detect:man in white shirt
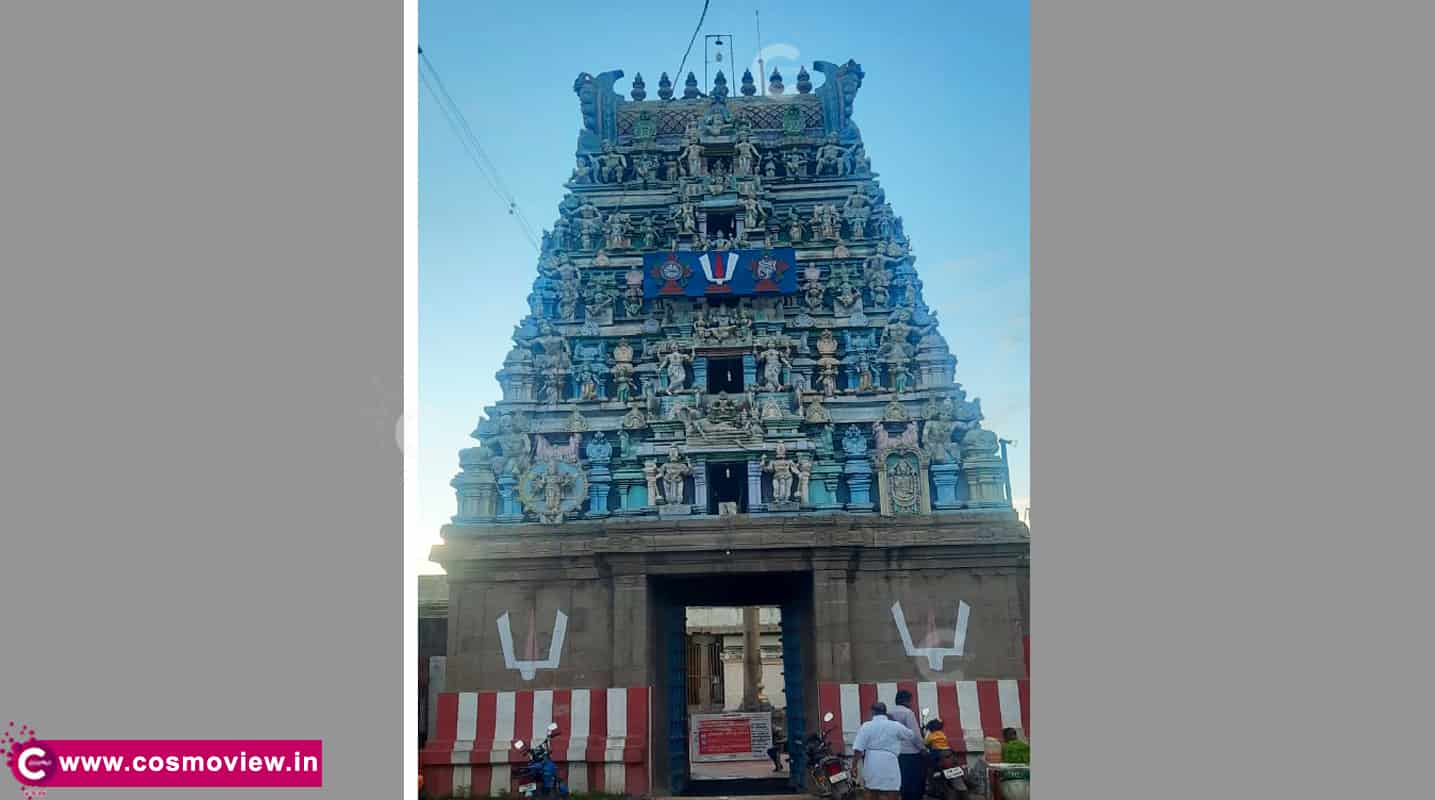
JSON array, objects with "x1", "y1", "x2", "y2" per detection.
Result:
[
  {"x1": 852, "y1": 702, "x2": 924, "y2": 800},
  {"x1": 888, "y1": 690, "x2": 925, "y2": 800}
]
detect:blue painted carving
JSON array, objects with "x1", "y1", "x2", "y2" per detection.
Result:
[
  {"x1": 841, "y1": 425, "x2": 868, "y2": 457},
  {"x1": 812, "y1": 59, "x2": 865, "y2": 143},
  {"x1": 930, "y1": 462, "x2": 961, "y2": 509},
  {"x1": 585, "y1": 432, "x2": 612, "y2": 516},
  {"x1": 573, "y1": 340, "x2": 608, "y2": 401},
  {"x1": 842, "y1": 425, "x2": 873, "y2": 511},
  {"x1": 451, "y1": 445, "x2": 496, "y2": 523},
  {"x1": 518, "y1": 459, "x2": 588, "y2": 523},
  {"x1": 811, "y1": 459, "x2": 844, "y2": 510},
  {"x1": 813, "y1": 424, "x2": 834, "y2": 458},
  {"x1": 573, "y1": 69, "x2": 624, "y2": 154},
  {"x1": 747, "y1": 459, "x2": 764, "y2": 513},
  {"x1": 496, "y1": 473, "x2": 523, "y2": 521},
  {"x1": 586, "y1": 431, "x2": 613, "y2": 462}
]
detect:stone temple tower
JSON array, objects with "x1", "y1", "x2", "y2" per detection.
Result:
[{"x1": 425, "y1": 61, "x2": 1030, "y2": 799}]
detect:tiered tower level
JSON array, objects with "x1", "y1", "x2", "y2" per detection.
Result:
[{"x1": 451, "y1": 60, "x2": 1014, "y2": 525}]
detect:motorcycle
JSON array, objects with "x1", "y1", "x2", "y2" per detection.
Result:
[
  {"x1": 512, "y1": 722, "x2": 569, "y2": 800},
  {"x1": 804, "y1": 711, "x2": 856, "y2": 800},
  {"x1": 919, "y1": 707, "x2": 973, "y2": 800}
]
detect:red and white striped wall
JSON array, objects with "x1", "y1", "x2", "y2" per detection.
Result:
[
  {"x1": 421, "y1": 687, "x2": 649, "y2": 798},
  {"x1": 819, "y1": 680, "x2": 1030, "y2": 757}
]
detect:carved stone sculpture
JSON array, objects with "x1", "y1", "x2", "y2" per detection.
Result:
[
  {"x1": 805, "y1": 396, "x2": 833, "y2": 424},
  {"x1": 733, "y1": 132, "x2": 761, "y2": 177},
  {"x1": 604, "y1": 211, "x2": 630, "y2": 250},
  {"x1": 756, "y1": 341, "x2": 790, "y2": 391},
  {"x1": 680, "y1": 130, "x2": 704, "y2": 178},
  {"x1": 788, "y1": 207, "x2": 806, "y2": 243},
  {"x1": 574, "y1": 201, "x2": 602, "y2": 251},
  {"x1": 610, "y1": 338, "x2": 636, "y2": 402},
  {"x1": 795, "y1": 457, "x2": 813, "y2": 505},
  {"x1": 659, "y1": 444, "x2": 691, "y2": 504},
  {"x1": 842, "y1": 189, "x2": 871, "y2": 239},
  {"x1": 620, "y1": 403, "x2": 648, "y2": 430},
  {"x1": 492, "y1": 413, "x2": 533, "y2": 478},
  {"x1": 864, "y1": 250, "x2": 903, "y2": 308},
  {"x1": 833, "y1": 281, "x2": 863, "y2": 317},
  {"x1": 922, "y1": 412, "x2": 958, "y2": 465},
  {"x1": 816, "y1": 329, "x2": 841, "y2": 397},
  {"x1": 742, "y1": 194, "x2": 767, "y2": 229},
  {"x1": 815, "y1": 133, "x2": 847, "y2": 176},
  {"x1": 534, "y1": 464, "x2": 575, "y2": 522},
  {"x1": 672, "y1": 200, "x2": 698, "y2": 236},
  {"x1": 643, "y1": 459, "x2": 660, "y2": 506},
  {"x1": 763, "y1": 443, "x2": 798, "y2": 502},
  {"x1": 658, "y1": 346, "x2": 693, "y2": 394}
]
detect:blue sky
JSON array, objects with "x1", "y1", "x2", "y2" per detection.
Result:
[{"x1": 418, "y1": 0, "x2": 1029, "y2": 572}]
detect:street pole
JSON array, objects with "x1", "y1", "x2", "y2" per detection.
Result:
[{"x1": 998, "y1": 438, "x2": 1015, "y2": 506}]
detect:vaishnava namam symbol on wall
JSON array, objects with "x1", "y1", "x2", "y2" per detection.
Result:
[
  {"x1": 891, "y1": 600, "x2": 970, "y2": 671},
  {"x1": 497, "y1": 609, "x2": 569, "y2": 680}
]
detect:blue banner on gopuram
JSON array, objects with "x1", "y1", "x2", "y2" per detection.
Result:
[{"x1": 642, "y1": 248, "x2": 799, "y2": 298}]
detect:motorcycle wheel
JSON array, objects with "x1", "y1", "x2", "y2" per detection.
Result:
[{"x1": 809, "y1": 768, "x2": 833, "y2": 798}]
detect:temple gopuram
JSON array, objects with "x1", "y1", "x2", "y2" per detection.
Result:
[{"x1": 424, "y1": 61, "x2": 1031, "y2": 799}]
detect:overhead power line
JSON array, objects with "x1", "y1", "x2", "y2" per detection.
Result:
[
  {"x1": 419, "y1": 46, "x2": 541, "y2": 253},
  {"x1": 674, "y1": 0, "x2": 712, "y2": 88}
]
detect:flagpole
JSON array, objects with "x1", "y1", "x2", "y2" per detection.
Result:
[{"x1": 756, "y1": 10, "x2": 766, "y2": 94}]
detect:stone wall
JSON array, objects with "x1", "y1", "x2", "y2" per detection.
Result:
[
  {"x1": 444, "y1": 575, "x2": 616, "y2": 691},
  {"x1": 433, "y1": 511, "x2": 1027, "y2": 795},
  {"x1": 435, "y1": 510, "x2": 1028, "y2": 691},
  {"x1": 844, "y1": 566, "x2": 1027, "y2": 681}
]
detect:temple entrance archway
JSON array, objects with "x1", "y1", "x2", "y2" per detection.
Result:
[{"x1": 653, "y1": 572, "x2": 815, "y2": 796}]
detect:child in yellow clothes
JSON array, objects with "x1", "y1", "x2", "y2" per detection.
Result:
[{"x1": 923, "y1": 719, "x2": 951, "y2": 751}]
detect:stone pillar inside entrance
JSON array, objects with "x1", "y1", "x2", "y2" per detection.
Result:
[{"x1": 740, "y1": 606, "x2": 762, "y2": 708}]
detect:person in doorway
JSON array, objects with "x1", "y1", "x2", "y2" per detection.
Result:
[
  {"x1": 852, "y1": 702, "x2": 923, "y2": 800},
  {"x1": 889, "y1": 690, "x2": 925, "y2": 800},
  {"x1": 767, "y1": 705, "x2": 788, "y2": 771},
  {"x1": 1000, "y1": 727, "x2": 1029, "y2": 764}
]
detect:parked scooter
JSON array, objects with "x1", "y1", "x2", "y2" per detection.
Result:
[
  {"x1": 512, "y1": 722, "x2": 569, "y2": 800},
  {"x1": 804, "y1": 711, "x2": 856, "y2": 800},
  {"x1": 919, "y1": 707, "x2": 973, "y2": 800}
]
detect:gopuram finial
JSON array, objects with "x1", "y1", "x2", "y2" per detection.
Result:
[
  {"x1": 630, "y1": 72, "x2": 646, "y2": 101},
  {"x1": 658, "y1": 72, "x2": 674, "y2": 100},
  {"x1": 683, "y1": 72, "x2": 701, "y2": 99},
  {"x1": 768, "y1": 67, "x2": 784, "y2": 95},
  {"x1": 741, "y1": 69, "x2": 756, "y2": 96},
  {"x1": 796, "y1": 65, "x2": 812, "y2": 94}
]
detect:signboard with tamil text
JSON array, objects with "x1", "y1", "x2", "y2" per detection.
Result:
[{"x1": 688, "y1": 712, "x2": 775, "y2": 763}]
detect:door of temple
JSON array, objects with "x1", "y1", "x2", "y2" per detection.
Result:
[
  {"x1": 654, "y1": 572, "x2": 814, "y2": 796},
  {"x1": 686, "y1": 634, "x2": 724, "y2": 712}
]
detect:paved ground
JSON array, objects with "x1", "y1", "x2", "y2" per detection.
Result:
[
  {"x1": 690, "y1": 759, "x2": 788, "y2": 781},
  {"x1": 653, "y1": 796, "x2": 812, "y2": 800}
]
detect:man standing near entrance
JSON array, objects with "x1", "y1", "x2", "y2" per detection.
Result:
[
  {"x1": 853, "y1": 702, "x2": 923, "y2": 800},
  {"x1": 888, "y1": 690, "x2": 925, "y2": 800}
]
